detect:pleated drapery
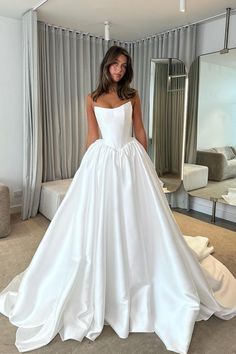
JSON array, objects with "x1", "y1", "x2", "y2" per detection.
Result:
[
  {"x1": 152, "y1": 63, "x2": 168, "y2": 176},
  {"x1": 132, "y1": 26, "x2": 197, "y2": 134},
  {"x1": 37, "y1": 24, "x2": 137, "y2": 182},
  {"x1": 150, "y1": 59, "x2": 186, "y2": 205},
  {"x1": 38, "y1": 23, "x2": 109, "y2": 181},
  {"x1": 22, "y1": 11, "x2": 42, "y2": 220},
  {"x1": 22, "y1": 17, "x2": 197, "y2": 219},
  {"x1": 167, "y1": 62, "x2": 186, "y2": 175}
]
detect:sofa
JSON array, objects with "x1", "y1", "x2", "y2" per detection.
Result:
[{"x1": 196, "y1": 146, "x2": 236, "y2": 181}]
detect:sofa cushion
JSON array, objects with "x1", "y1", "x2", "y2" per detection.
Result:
[
  {"x1": 214, "y1": 146, "x2": 235, "y2": 160},
  {"x1": 231, "y1": 146, "x2": 236, "y2": 155},
  {"x1": 228, "y1": 158, "x2": 236, "y2": 166},
  {"x1": 203, "y1": 148, "x2": 217, "y2": 152}
]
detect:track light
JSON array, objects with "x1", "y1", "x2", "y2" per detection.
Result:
[
  {"x1": 179, "y1": 0, "x2": 185, "y2": 12},
  {"x1": 104, "y1": 21, "x2": 110, "y2": 40}
]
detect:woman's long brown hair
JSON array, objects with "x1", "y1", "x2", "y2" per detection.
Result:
[{"x1": 91, "y1": 45, "x2": 137, "y2": 102}]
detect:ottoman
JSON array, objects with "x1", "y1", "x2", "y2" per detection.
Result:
[
  {"x1": 0, "y1": 183, "x2": 11, "y2": 238},
  {"x1": 39, "y1": 179, "x2": 73, "y2": 220},
  {"x1": 183, "y1": 163, "x2": 208, "y2": 192}
]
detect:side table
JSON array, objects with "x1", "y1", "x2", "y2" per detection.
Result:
[{"x1": 210, "y1": 197, "x2": 218, "y2": 223}]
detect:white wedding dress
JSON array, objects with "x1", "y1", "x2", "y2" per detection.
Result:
[{"x1": 0, "y1": 100, "x2": 236, "y2": 354}]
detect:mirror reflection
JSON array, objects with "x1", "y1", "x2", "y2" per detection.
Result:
[
  {"x1": 184, "y1": 49, "x2": 236, "y2": 214},
  {"x1": 149, "y1": 58, "x2": 187, "y2": 193}
]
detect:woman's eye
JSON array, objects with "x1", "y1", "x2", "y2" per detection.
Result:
[{"x1": 112, "y1": 62, "x2": 126, "y2": 69}]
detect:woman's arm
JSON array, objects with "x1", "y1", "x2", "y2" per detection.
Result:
[
  {"x1": 85, "y1": 94, "x2": 100, "y2": 150},
  {"x1": 132, "y1": 92, "x2": 147, "y2": 151}
]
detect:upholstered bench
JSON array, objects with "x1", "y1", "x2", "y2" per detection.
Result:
[
  {"x1": 0, "y1": 182, "x2": 11, "y2": 238},
  {"x1": 183, "y1": 163, "x2": 208, "y2": 192},
  {"x1": 39, "y1": 179, "x2": 73, "y2": 220}
]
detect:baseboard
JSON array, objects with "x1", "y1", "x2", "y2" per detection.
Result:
[
  {"x1": 10, "y1": 205, "x2": 22, "y2": 215},
  {"x1": 190, "y1": 196, "x2": 236, "y2": 223}
]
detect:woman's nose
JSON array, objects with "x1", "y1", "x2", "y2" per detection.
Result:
[{"x1": 115, "y1": 65, "x2": 124, "y2": 73}]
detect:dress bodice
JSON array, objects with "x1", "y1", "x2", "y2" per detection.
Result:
[{"x1": 94, "y1": 101, "x2": 133, "y2": 149}]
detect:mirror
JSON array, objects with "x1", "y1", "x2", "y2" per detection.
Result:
[
  {"x1": 184, "y1": 48, "x2": 236, "y2": 221},
  {"x1": 148, "y1": 58, "x2": 188, "y2": 193}
]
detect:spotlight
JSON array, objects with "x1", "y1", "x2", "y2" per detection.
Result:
[
  {"x1": 104, "y1": 21, "x2": 110, "y2": 41},
  {"x1": 180, "y1": 0, "x2": 185, "y2": 12}
]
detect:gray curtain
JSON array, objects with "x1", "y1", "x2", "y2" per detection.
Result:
[
  {"x1": 132, "y1": 26, "x2": 197, "y2": 134},
  {"x1": 37, "y1": 23, "x2": 134, "y2": 182},
  {"x1": 152, "y1": 62, "x2": 186, "y2": 175},
  {"x1": 38, "y1": 23, "x2": 104, "y2": 181},
  {"x1": 37, "y1": 24, "x2": 196, "y2": 181},
  {"x1": 168, "y1": 62, "x2": 186, "y2": 175},
  {"x1": 153, "y1": 64, "x2": 168, "y2": 175},
  {"x1": 22, "y1": 10, "x2": 42, "y2": 220},
  {"x1": 185, "y1": 57, "x2": 200, "y2": 163},
  {"x1": 139, "y1": 27, "x2": 197, "y2": 209}
]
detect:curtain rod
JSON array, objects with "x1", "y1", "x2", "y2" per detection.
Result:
[
  {"x1": 33, "y1": 0, "x2": 48, "y2": 11},
  {"x1": 38, "y1": 7, "x2": 236, "y2": 44},
  {"x1": 142, "y1": 7, "x2": 236, "y2": 41},
  {"x1": 186, "y1": 7, "x2": 236, "y2": 27},
  {"x1": 22, "y1": 0, "x2": 48, "y2": 15},
  {"x1": 37, "y1": 21, "x2": 106, "y2": 41}
]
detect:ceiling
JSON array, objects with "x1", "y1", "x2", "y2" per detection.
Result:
[{"x1": 0, "y1": 0, "x2": 235, "y2": 41}]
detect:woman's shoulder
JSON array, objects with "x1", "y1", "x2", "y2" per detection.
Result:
[
  {"x1": 87, "y1": 93, "x2": 96, "y2": 105},
  {"x1": 131, "y1": 90, "x2": 140, "y2": 105},
  {"x1": 87, "y1": 93, "x2": 93, "y2": 101},
  {"x1": 86, "y1": 93, "x2": 96, "y2": 111}
]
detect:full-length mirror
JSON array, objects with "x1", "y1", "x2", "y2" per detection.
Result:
[
  {"x1": 149, "y1": 58, "x2": 188, "y2": 192},
  {"x1": 184, "y1": 49, "x2": 236, "y2": 221}
]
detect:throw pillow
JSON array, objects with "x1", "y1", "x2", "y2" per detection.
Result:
[
  {"x1": 214, "y1": 146, "x2": 235, "y2": 160},
  {"x1": 231, "y1": 146, "x2": 236, "y2": 155}
]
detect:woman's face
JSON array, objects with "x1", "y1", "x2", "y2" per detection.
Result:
[{"x1": 109, "y1": 54, "x2": 127, "y2": 83}]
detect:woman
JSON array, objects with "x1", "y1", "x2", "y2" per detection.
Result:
[
  {"x1": 0, "y1": 45, "x2": 236, "y2": 354},
  {"x1": 86, "y1": 46, "x2": 147, "y2": 152}
]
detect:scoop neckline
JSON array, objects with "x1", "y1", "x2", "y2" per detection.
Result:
[{"x1": 94, "y1": 101, "x2": 131, "y2": 110}]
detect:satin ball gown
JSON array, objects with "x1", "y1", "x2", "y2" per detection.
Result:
[{"x1": 0, "y1": 100, "x2": 236, "y2": 354}]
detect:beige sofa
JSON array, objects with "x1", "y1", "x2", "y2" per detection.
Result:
[{"x1": 197, "y1": 146, "x2": 236, "y2": 181}]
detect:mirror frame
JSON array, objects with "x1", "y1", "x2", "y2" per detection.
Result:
[{"x1": 183, "y1": 46, "x2": 236, "y2": 220}]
